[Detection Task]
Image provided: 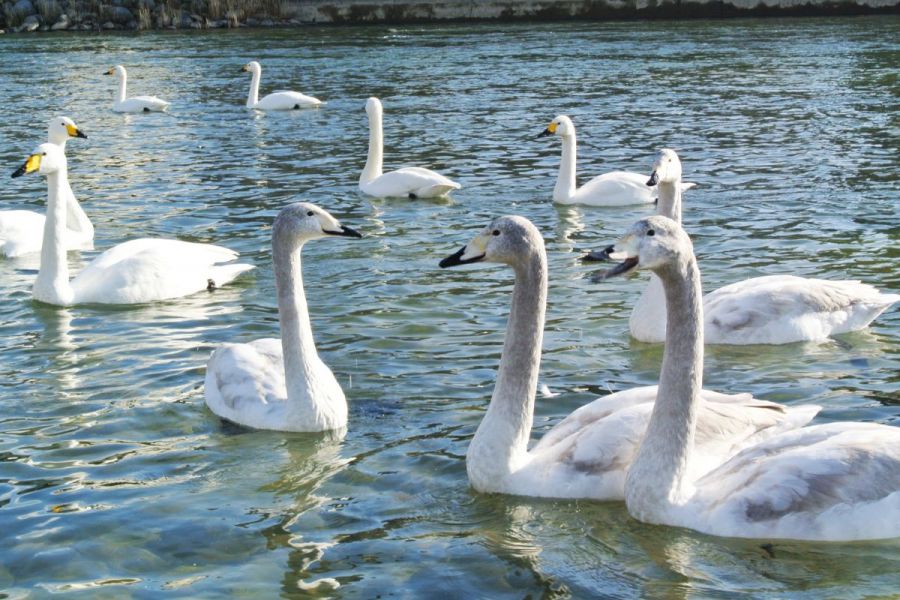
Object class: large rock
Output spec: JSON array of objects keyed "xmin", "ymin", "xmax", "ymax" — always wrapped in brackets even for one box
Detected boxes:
[
  {"xmin": 11, "ymin": 0, "xmax": 35, "ymax": 18},
  {"xmin": 102, "ymin": 5, "xmax": 133, "ymax": 24}
]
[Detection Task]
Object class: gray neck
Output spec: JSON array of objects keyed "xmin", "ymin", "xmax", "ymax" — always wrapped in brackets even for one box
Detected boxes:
[
  {"xmin": 468, "ymin": 247, "xmax": 547, "ymax": 479},
  {"xmin": 626, "ymin": 253, "xmax": 704, "ymax": 518},
  {"xmin": 361, "ymin": 109, "xmax": 383, "ymax": 184},
  {"xmin": 656, "ymin": 181, "xmax": 682, "ymax": 223},
  {"xmin": 247, "ymin": 69, "xmax": 260, "ymax": 107},
  {"xmin": 554, "ymin": 133, "xmax": 577, "ymax": 202}
]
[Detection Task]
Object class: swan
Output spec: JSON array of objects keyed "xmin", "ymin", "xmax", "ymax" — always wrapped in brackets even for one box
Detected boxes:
[
  {"xmin": 602, "ymin": 149, "xmax": 900, "ymax": 344},
  {"xmin": 2, "ymin": 117, "xmax": 93, "ymax": 258},
  {"xmin": 204, "ymin": 202, "xmax": 362, "ymax": 432},
  {"xmin": 438, "ymin": 216, "xmax": 818, "ymax": 500},
  {"xmin": 593, "ymin": 215, "xmax": 900, "ymax": 541},
  {"xmin": 359, "ymin": 97, "xmax": 461, "ymax": 199},
  {"xmin": 104, "ymin": 65, "xmax": 170, "ymax": 113},
  {"xmin": 539, "ymin": 115, "xmax": 693, "ymax": 207},
  {"xmin": 241, "ymin": 61, "xmax": 323, "ymax": 110},
  {"xmin": 11, "ymin": 143, "xmax": 253, "ymax": 305}
]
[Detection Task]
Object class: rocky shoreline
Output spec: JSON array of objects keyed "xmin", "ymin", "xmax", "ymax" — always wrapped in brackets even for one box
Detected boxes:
[{"xmin": 1, "ymin": 0, "xmax": 897, "ymax": 34}]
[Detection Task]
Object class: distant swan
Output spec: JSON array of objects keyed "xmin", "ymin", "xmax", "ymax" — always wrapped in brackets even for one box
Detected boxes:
[
  {"xmin": 242, "ymin": 61, "xmax": 323, "ymax": 110},
  {"xmin": 359, "ymin": 97, "xmax": 460, "ymax": 199},
  {"xmin": 205, "ymin": 202, "xmax": 362, "ymax": 432},
  {"xmin": 609, "ymin": 149, "xmax": 899, "ymax": 344},
  {"xmin": 104, "ymin": 65, "xmax": 170, "ymax": 113},
  {"xmin": 539, "ymin": 115, "xmax": 693, "ymax": 207},
  {"xmin": 594, "ymin": 215, "xmax": 900, "ymax": 541},
  {"xmin": 439, "ymin": 216, "xmax": 817, "ymax": 500},
  {"xmin": 2, "ymin": 117, "xmax": 93, "ymax": 258},
  {"xmin": 12, "ymin": 143, "xmax": 253, "ymax": 305}
]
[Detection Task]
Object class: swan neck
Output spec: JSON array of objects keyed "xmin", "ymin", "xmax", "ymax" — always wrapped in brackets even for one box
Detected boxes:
[
  {"xmin": 361, "ymin": 109, "xmax": 383, "ymax": 184},
  {"xmin": 554, "ymin": 133, "xmax": 577, "ymax": 202},
  {"xmin": 35, "ymin": 170, "xmax": 74, "ymax": 305},
  {"xmin": 63, "ymin": 179, "xmax": 93, "ymax": 238},
  {"xmin": 247, "ymin": 68, "xmax": 260, "ymax": 108},
  {"xmin": 626, "ymin": 254, "xmax": 703, "ymax": 517},
  {"xmin": 116, "ymin": 72, "xmax": 126, "ymax": 104},
  {"xmin": 468, "ymin": 249, "xmax": 547, "ymax": 482},
  {"xmin": 657, "ymin": 181, "xmax": 682, "ymax": 223}
]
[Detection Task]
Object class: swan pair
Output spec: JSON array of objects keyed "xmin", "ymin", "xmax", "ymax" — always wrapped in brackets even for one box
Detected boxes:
[
  {"xmin": 105, "ymin": 65, "xmax": 170, "ymax": 113},
  {"xmin": 2, "ymin": 117, "xmax": 93, "ymax": 258},
  {"xmin": 241, "ymin": 61, "xmax": 323, "ymax": 110},
  {"xmin": 12, "ymin": 143, "xmax": 253, "ymax": 305},
  {"xmin": 593, "ymin": 149, "xmax": 899, "ymax": 344},
  {"xmin": 540, "ymin": 115, "xmax": 694, "ymax": 206}
]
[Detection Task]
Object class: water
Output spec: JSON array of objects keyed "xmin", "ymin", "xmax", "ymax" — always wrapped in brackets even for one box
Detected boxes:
[{"xmin": 0, "ymin": 16, "xmax": 898, "ymax": 598}]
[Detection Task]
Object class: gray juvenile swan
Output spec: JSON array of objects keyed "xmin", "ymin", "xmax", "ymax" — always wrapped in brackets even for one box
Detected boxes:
[
  {"xmin": 205, "ymin": 203, "xmax": 362, "ymax": 432},
  {"xmin": 594, "ymin": 215, "xmax": 900, "ymax": 540},
  {"xmin": 439, "ymin": 216, "xmax": 817, "ymax": 500}
]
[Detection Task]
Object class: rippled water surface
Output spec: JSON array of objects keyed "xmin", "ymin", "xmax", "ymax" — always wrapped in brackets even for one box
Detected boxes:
[{"xmin": 1, "ymin": 17, "xmax": 898, "ymax": 598}]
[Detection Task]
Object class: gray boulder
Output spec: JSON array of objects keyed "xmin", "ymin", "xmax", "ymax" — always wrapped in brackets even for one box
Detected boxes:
[
  {"xmin": 11, "ymin": 0, "xmax": 35, "ymax": 18},
  {"xmin": 103, "ymin": 5, "xmax": 133, "ymax": 24}
]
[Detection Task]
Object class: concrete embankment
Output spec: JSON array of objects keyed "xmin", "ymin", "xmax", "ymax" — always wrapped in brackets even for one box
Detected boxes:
[{"xmin": 1, "ymin": 0, "xmax": 897, "ymax": 34}]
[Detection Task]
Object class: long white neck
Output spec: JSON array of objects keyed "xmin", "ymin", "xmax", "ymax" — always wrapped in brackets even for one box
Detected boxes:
[
  {"xmin": 656, "ymin": 179, "xmax": 682, "ymax": 224},
  {"xmin": 553, "ymin": 133, "xmax": 577, "ymax": 203},
  {"xmin": 625, "ymin": 253, "xmax": 704, "ymax": 522},
  {"xmin": 247, "ymin": 68, "xmax": 260, "ymax": 108},
  {"xmin": 466, "ymin": 249, "xmax": 547, "ymax": 488},
  {"xmin": 272, "ymin": 233, "xmax": 332, "ymax": 426},
  {"xmin": 34, "ymin": 168, "xmax": 75, "ymax": 306},
  {"xmin": 116, "ymin": 73, "xmax": 127, "ymax": 104},
  {"xmin": 360, "ymin": 109, "xmax": 383, "ymax": 185}
]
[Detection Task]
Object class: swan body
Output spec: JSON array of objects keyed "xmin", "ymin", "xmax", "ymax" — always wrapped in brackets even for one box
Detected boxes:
[
  {"xmin": 2, "ymin": 117, "xmax": 93, "ymax": 258},
  {"xmin": 627, "ymin": 149, "xmax": 899, "ymax": 344},
  {"xmin": 359, "ymin": 97, "xmax": 460, "ymax": 199},
  {"xmin": 13, "ymin": 143, "xmax": 252, "ymax": 306},
  {"xmin": 105, "ymin": 65, "xmax": 170, "ymax": 113},
  {"xmin": 205, "ymin": 203, "xmax": 362, "ymax": 432},
  {"xmin": 597, "ymin": 215, "xmax": 900, "ymax": 541},
  {"xmin": 242, "ymin": 61, "xmax": 323, "ymax": 110},
  {"xmin": 439, "ymin": 216, "xmax": 818, "ymax": 500},
  {"xmin": 540, "ymin": 116, "xmax": 693, "ymax": 207}
]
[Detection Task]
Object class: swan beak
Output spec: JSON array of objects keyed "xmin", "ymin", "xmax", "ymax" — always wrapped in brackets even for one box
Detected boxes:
[
  {"xmin": 440, "ymin": 233, "xmax": 488, "ymax": 268},
  {"xmin": 582, "ymin": 245, "xmax": 617, "ymax": 262},
  {"xmin": 11, "ymin": 154, "xmax": 41, "ymax": 178},
  {"xmin": 589, "ymin": 235, "xmax": 640, "ymax": 282},
  {"xmin": 324, "ymin": 224, "xmax": 362, "ymax": 238},
  {"xmin": 66, "ymin": 124, "xmax": 87, "ymax": 139},
  {"xmin": 591, "ymin": 256, "xmax": 639, "ymax": 282},
  {"xmin": 538, "ymin": 121, "xmax": 557, "ymax": 138},
  {"xmin": 103, "ymin": 68, "xmax": 114, "ymax": 75},
  {"xmin": 241, "ymin": 64, "xmax": 249, "ymax": 72},
  {"xmin": 646, "ymin": 170, "xmax": 659, "ymax": 186}
]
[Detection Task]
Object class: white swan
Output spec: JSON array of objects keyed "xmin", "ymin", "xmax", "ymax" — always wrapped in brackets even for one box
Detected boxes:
[
  {"xmin": 241, "ymin": 61, "xmax": 323, "ymax": 111},
  {"xmin": 594, "ymin": 215, "xmax": 900, "ymax": 541},
  {"xmin": 12, "ymin": 143, "xmax": 253, "ymax": 305},
  {"xmin": 205, "ymin": 203, "xmax": 362, "ymax": 432},
  {"xmin": 2, "ymin": 117, "xmax": 93, "ymax": 258},
  {"xmin": 104, "ymin": 65, "xmax": 170, "ymax": 113},
  {"xmin": 619, "ymin": 149, "xmax": 899, "ymax": 344},
  {"xmin": 439, "ymin": 216, "xmax": 818, "ymax": 500},
  {"xmin": 539, "ymin": 115, "xmax": 693, "ymax": 207},
  {"xmin": 359, "ymin": 97, "xmax": 461, "ymax": 199}
]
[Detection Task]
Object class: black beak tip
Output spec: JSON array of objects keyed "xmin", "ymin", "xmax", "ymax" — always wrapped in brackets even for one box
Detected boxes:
[
  {"xmin": 439, "ymin": 246, "xmax": 466, "ymax": 268},
  {"xmin": 646, "ymin": 171, "xmax": 659, "ymax": 187},
  {"xmin": 76, "ymin": 130, "xmax": 88, "ymax": 139},
  {"xmin": 342, "ymin": 225, "xmax": 362, "ymax": 239},
  {"xmin": 11, "ymin": 166, "xmax": 26, "ymax": 178},
  {"xmin": 581, "ymin": 245, "xmax": 615, "ymax": 262},
  {"xmin": 537, "ymin": 129, "xmax": 552, "ymax": 138}
]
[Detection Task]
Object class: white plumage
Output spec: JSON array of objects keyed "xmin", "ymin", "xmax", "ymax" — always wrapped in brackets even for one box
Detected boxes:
[
  {"xmin": 105, "ymin": 65, "xmax": 170, "ymax": 113},
  {"xmin": 242, "ymin": 61, "xmax": 323, "ymax": 110}
]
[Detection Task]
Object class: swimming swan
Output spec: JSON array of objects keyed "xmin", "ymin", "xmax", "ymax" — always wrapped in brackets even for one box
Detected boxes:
[
  {"xmin": 12, "ymin": 143, "xmax": 253, "ymax": 305},
  {"xmin": 359, "ymin": 97, "xmax": 461, "ymax": 199},
  {"xmin": 594, "ymin": 215, "xmax": 900, "ymax": 541},
  {"xmin": 104, "ymin": 65, "xmax": 170, "ymax": 113},
  {"xmin": 241, "ymin": 61, "xmax": 323, "ymax": 110},
  {"xmin": 539, "ymin": 116, "xmax": 692, "ymax": 207},
  {"xmin": 204, "ymin": 203, "xmax": 362, "ymax": 432},
  {"xmin": 610, "ymin": 149, "xmax": 899, "ymax": 344},
  {"xmin": 1, "ymin": 117, "xmax": 93, "ymax": 258},
  {"xmin": 439, "ymin": 216, "xmax": 818, "ymax": 500}
]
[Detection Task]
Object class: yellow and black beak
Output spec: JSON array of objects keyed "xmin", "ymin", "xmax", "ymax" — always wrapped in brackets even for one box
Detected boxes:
[
  {"xmin": 538, "ymin": 121, "xmax": 557, "ymax": 138},
  {"xmin": 240, "ymin": 64, "xmax": 249, "ymax": 73},
  {"xmin": 66, "ymin": 123, "xmax": 87, "ymax": 139},
  {"xmin": 11, "ymin": 154, "xmax": 41, "ymax": 178},
  {"xmin": 103, "ymin": 68, "xmax": 114, "ymax": 75}
]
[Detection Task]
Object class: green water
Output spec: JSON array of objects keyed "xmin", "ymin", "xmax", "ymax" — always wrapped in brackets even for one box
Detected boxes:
[{"xmin": 0, "ymin": 17, "xmax": 898, "ymax": 598}]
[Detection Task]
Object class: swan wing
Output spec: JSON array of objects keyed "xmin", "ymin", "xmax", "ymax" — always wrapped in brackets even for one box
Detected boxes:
[
  {"xmin": 115, "ymin": 96, "xmax": 169, "ymax": 112},
  {"xmin": 71, "ymin": 238, "xmax": 254, "ymax": 304},
  {"xmin": 688, "ymin": 422, "xmax": 900, "ymax": 540},
  {"xmin": 703, "ymin": 275, "xmax": 900, "ymax": 344},
  {"xmin": 257, "ymin": 91, "xmax": 323, "ymax": 110},
  {"xmin": 362, "ymin": 167, "xmax": 460, "ymax": 198},
  {"xmin": 571, "ymin": 171, "xmax": 656, "ymax": 206},
  {"xmin": 0, "ymin": 210, "xmax": 45, "ymax": 257}
]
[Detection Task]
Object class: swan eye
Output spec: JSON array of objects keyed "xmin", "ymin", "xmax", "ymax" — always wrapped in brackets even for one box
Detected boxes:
[
  {"xmin": 492, "ymin": 229, "xmax": 500, "ymax": 236},
  {"xmin": 41, "ymin": 152, "xmax": 47, "ymax": 156},
  {"xmin": 647, "ymin": 229, "xmax": 655, "ymax": 236},
  {"xmin": 306, "ymin": 211, "xmax": 314, "ymax": 217}
]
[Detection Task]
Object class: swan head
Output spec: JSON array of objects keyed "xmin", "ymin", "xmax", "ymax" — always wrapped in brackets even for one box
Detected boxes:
[
  {"xmin": 365, "ymin": 97, "xmax": 383, "ymax": 117},
  {"xmin": 440, "ymin": 215, "xmax": 544, "ymax": 268},
  {"xmin": 647, "ymin": 148, "xmax": 682, "ymax": 186},
  {"xmin": 538, "ymin": 115, "xmax": 574, "ymax": 139},
  {"xmin": 273, "ymin": 202, "xmax": 362, "ymax": 245},
  {"xmin": 11, "ymin": 143, "xmax": 65, "ymax": 178},
  {"xmin": 48, "ymin": 116, "xmax": 87, "ymax": 145},
  {"xmin": 241, "ymin": 61, "xmax": 261, "ymax": 74},
  {"xmin": 589, "ymin": 216, "xmax": 691, "ymax": 282},
  {"xmin": 104, "ymin": 65, "xmax": 126, "ymax": 78}
]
